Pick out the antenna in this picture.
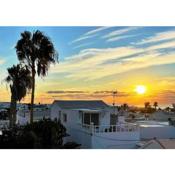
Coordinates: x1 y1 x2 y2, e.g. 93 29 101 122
112 91 117 114
112 91 117 106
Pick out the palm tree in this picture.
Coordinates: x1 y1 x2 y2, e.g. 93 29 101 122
153 102 158 110
144 102 151 115
5 64 32 127
15 30 58 123
122 103 129 111
144 102 150 109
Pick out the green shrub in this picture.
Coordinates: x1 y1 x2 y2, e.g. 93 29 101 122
0 119 66 149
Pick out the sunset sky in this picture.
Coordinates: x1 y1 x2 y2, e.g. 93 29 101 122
1 26 175 107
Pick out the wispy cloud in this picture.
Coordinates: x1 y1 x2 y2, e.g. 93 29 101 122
47 90 87 94
106 34 137 42
135 30 175 45
47 90 129 100
102 27 139 39
69 26 111 45
84 26 111 36
72 42 93 50
69 34 96 45
51 31 175 82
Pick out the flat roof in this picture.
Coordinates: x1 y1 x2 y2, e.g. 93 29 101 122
135 120 169 127
53 100 109 109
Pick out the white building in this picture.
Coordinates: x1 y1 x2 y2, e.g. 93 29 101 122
150 110 175 121
50 100 140 149
135 120 175 139
17 104 50 125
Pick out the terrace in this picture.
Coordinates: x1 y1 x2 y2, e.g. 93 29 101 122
79 123 139 133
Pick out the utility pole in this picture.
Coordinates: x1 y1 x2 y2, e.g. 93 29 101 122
112 91 117 115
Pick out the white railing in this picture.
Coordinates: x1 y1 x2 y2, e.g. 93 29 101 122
93 124 139 133
79 123 139 133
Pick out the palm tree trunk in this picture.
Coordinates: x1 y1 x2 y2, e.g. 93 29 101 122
13 101 17 126
30 65 35 124
10 95 16 127
9 95 13 127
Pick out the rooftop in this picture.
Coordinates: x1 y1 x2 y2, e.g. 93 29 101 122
135 120 169 127
53 100 109 110
140 139 175 149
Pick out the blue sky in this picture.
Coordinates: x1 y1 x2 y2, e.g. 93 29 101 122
0 26 174 66
1 26 175 106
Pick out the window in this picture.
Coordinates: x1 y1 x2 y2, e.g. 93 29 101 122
83 113 99 125
91 113 99 125
63 113 67 122
83 113 90 125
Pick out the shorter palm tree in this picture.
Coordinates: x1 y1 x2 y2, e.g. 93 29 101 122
122 103 129 111
144 102 151 118
153 102 158 110
5 64 32 127
144 102 150 109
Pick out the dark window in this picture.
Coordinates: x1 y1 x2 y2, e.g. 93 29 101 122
91 113 99 125
83 113 99 125
84 113 90 125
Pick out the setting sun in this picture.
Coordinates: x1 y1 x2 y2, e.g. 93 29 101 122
135 85 146 94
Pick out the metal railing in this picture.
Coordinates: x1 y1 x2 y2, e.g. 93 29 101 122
79 123 139 133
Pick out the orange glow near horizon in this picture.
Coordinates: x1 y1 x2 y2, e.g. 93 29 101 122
0 87 174 108
0 76 174 108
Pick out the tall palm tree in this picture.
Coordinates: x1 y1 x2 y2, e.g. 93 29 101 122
15 30 58 123
153 102 158 110
5 64 32 127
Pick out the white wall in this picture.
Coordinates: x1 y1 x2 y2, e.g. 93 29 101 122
50 102 62 120
64 127 92 148
140 126 175 139
17 109 50 125
150 111 175 121
100 111 111 126
59 109 91 147
91 131 140 149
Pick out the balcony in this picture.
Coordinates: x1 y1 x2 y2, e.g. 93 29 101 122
79 123 139 133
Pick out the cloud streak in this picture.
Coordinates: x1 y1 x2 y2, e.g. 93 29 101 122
106 34 137 42
69 26 111 45
136 30 175 45
102 27 139 39
47 90 87 94
69 34 97 45
47 90 130 101
51 37 175 82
